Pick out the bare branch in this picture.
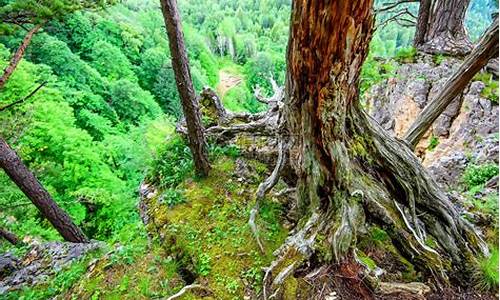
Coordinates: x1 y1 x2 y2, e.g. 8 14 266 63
0 81 47 112
375 0 419 13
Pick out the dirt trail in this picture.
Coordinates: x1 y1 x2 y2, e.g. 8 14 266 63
216 70 242 97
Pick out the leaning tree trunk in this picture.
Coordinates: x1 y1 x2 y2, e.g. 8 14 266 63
415 0 473 55
405 18 499 149
264 0 487 298
159 0 211 176
0 138 88 243
0 23 43 90
0 228 21 245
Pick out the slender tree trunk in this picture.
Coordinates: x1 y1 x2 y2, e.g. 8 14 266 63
415 0 473 55
0 228 20 245
159 0 211 176
264 1 486 297
0 23 43 90
0 138 88 243
414 0 432 47
405 19 499 149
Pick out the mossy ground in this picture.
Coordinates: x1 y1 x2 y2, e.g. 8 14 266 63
144 157 288 299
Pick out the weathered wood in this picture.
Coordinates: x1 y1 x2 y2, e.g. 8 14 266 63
159 0 211 176
0 23 43 90
0 138 88 243
405 19 499 148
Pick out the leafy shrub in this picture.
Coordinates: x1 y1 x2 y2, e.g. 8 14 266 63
463 163 499 190
474 72 499 104
161 188 185 207
394 46 417 63
147 136 193 189
427 135 440 151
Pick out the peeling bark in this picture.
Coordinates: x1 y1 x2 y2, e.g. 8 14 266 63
262 1 488 298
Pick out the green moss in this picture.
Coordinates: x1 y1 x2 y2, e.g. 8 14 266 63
370 227 389 242
145 157 288 299
356 250 377 270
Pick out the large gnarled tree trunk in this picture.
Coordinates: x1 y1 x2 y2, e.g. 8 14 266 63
415 0 473 55
160 0 211 176
264 1 487 298
0 138 88 243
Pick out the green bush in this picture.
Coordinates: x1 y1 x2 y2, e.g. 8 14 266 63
475 248 499 291
147 136 193 189
394 46 417 63
474 72 499 104
463 163 499 190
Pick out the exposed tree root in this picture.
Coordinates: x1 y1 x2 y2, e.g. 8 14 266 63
164 283 211 300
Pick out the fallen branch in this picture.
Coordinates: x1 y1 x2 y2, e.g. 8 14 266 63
0 81 47 112
164 284 211 300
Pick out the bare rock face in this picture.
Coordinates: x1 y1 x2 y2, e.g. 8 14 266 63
0 241 101 294
366 54 499 188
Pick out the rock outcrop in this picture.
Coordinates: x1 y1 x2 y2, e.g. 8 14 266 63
367 54 499 188
0 241 101 294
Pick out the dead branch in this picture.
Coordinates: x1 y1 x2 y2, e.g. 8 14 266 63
375 0 419 13
0 81 47 112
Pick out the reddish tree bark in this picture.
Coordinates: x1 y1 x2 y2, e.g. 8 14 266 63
0 138 88 243
263 0 486 297
0 23 43 90
159 0 211 176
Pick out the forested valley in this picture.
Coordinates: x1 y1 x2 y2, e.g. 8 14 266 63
0 0 498 299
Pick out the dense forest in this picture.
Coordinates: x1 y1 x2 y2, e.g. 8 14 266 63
0 0 498 299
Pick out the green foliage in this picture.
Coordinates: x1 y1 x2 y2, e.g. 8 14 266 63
109 79 162 125
474 72 499 103
475 248 499 291
394 46 417 63
427 135 440 151
161 188 185 207
463 163 499 190
360 56 397 94
90 40 137 81
147 136 193 189
433 54 446 65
